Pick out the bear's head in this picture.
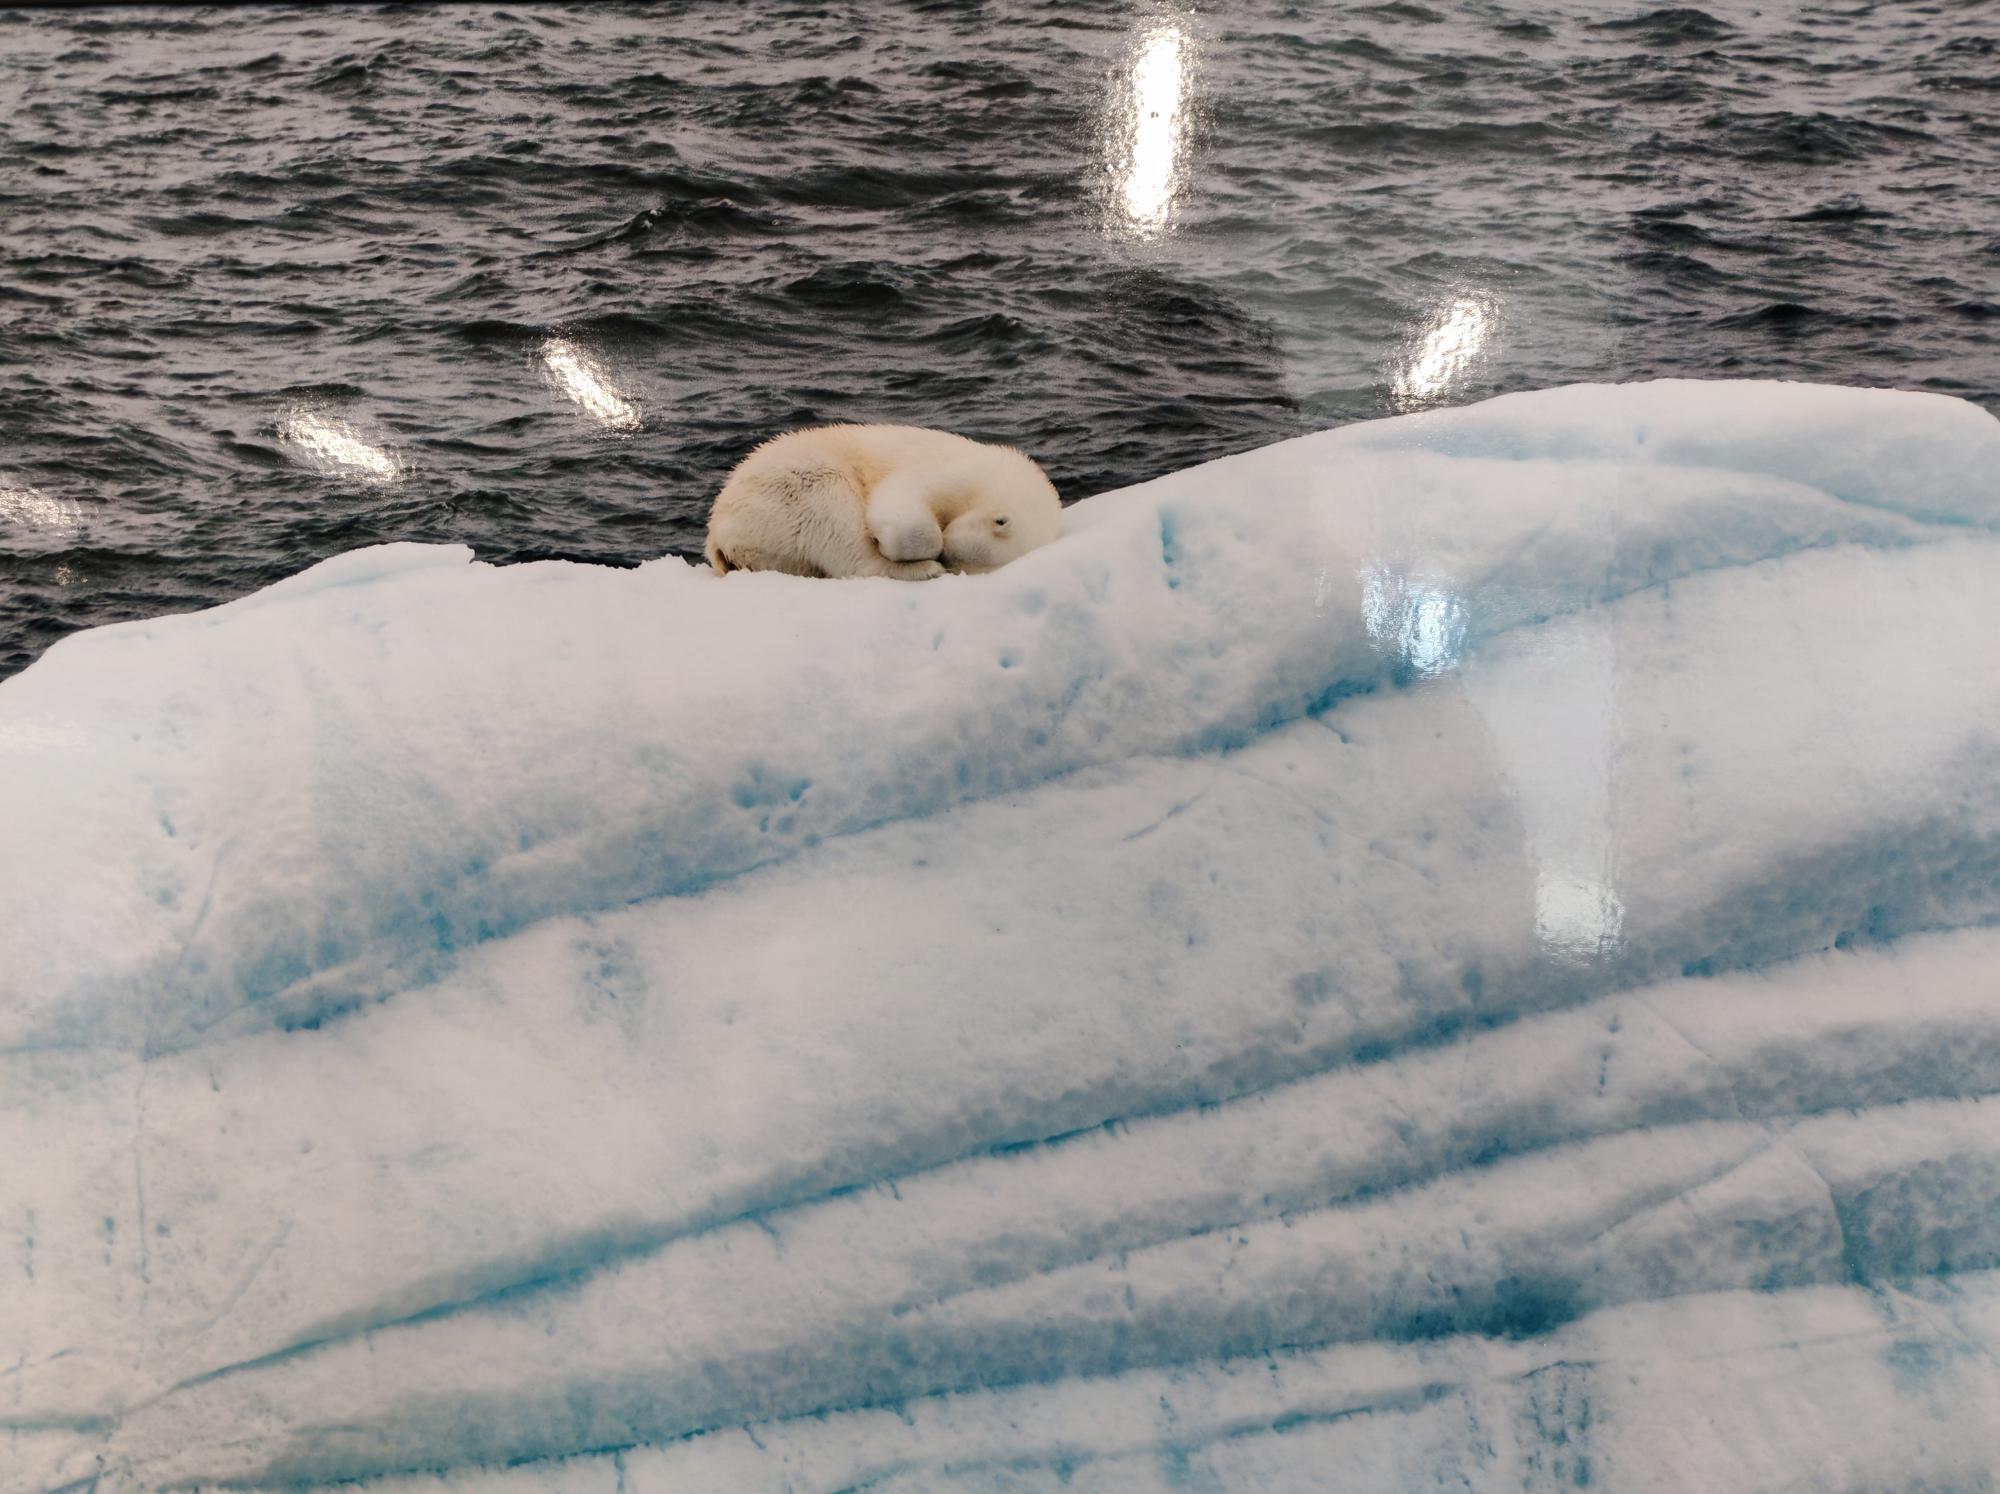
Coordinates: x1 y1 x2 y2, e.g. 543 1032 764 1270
941 462 1063 574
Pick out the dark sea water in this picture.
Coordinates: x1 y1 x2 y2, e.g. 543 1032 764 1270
1 1 1994 680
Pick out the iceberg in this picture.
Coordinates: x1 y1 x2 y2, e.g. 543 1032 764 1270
3 379 1999 1492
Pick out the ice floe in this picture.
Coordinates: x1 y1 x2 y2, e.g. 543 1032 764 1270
4 379 1998 1491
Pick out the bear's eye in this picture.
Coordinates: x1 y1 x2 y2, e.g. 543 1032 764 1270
994 515 1009 528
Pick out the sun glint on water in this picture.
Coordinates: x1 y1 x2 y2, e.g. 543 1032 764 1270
542 337 642 432
1110 21 1192 238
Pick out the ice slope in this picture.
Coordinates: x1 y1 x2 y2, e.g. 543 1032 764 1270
3 379 1998 1492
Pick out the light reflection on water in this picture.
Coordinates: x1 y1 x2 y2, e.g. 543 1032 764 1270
0 484 84 537
278 407 403 483
1105 18 1194 239
1393 293 1500 411
541 336 642 432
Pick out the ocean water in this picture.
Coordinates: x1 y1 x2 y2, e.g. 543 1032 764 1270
0 0 1994 679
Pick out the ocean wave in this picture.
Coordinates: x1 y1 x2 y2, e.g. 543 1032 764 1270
1590 8 1735 44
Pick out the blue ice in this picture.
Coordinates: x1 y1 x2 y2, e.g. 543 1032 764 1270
4 379 2000 1491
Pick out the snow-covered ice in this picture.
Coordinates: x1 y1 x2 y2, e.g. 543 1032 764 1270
3 380 1999 1492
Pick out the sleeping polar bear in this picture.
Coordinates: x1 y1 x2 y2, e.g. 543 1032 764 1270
704 425 1063 580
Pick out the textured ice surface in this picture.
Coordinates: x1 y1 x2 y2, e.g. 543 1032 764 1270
4 380 1999 1492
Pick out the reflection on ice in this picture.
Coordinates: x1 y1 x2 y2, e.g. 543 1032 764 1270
542 336 641 431
1360 563 1467 677
1106 19 1192 237
278 407 403 482
1393 294 1496 410
1534 869 1625 964
1465 611 1625 965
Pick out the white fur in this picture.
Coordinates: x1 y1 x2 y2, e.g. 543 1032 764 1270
704 425 1063 580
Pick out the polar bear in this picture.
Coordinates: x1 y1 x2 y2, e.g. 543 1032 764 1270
704 424 1063 580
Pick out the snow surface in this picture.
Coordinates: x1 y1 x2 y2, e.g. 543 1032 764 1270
3 379 1999 1492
